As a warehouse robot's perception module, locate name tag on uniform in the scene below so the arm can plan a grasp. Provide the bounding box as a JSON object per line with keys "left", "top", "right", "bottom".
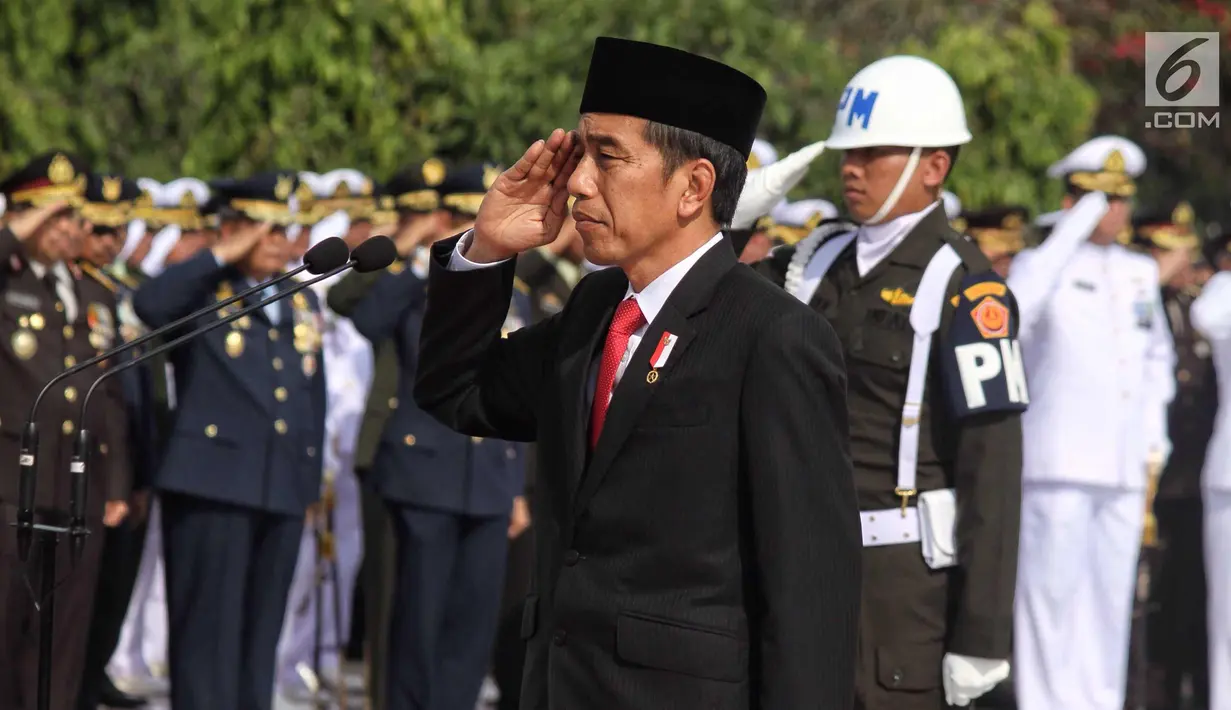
{"left": 5, "top": 291, "right": 40, "bottom": 310}
{"left": 1134, "top": 299, "right": 1154, "bottom": 329}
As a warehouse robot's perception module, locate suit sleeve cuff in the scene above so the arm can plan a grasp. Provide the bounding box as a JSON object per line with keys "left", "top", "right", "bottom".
{"left": 448, "top": 230, "right": 512, "bottom": 271}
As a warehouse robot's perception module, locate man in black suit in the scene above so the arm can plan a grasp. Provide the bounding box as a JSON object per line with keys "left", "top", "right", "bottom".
{"left": 413, "top": 37, "right": 860, "bottom": 710}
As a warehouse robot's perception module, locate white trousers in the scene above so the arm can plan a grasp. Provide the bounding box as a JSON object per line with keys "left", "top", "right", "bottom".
{"left": 109, "top": 497, "right": 169, "bottom": 679}
{"left": 1206, "top": 491, "right": 1231, "bottom": 710}
{"left": 275, "top": 466, "right": 364, "bottom": 691}
{"left": 1014, "top": 482, "right": 1145, "bottom": 710}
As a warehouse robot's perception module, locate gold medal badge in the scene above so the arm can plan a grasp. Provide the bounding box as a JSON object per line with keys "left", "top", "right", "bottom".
{"left": 86, "top": 303, "right": 116, "bottom": 352}
{"left": 215, "top": 282, "right": 235, "bottom": 318}
{"left": 225, "top": 330, "right": 245, "bottom": 358}
{"left": 11, "top": 330, "right": 37, "bottom": 360}
{"left": 28, "top": 313, "right": 45, "bottom": 331}
{"left": 290, "top": 292, "right": 321, "bottom": 354}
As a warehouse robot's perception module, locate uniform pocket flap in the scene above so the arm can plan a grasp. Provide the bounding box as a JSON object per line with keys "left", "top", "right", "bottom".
{"left": 519, "top": 594, "right": 538, "bottom": 640}
{"left": 876, "top": 643, "right": 943, "bottom": 691}
{"left": 615, "top": 611, "right": 746, "bottom": 683}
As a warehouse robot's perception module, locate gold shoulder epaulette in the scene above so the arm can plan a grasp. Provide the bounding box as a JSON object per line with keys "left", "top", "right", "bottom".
{"left": 104, "top": 266, "right": 139, "bottom": 290}
{"left": 513, "top": 276, "right": 530, "bottom": 296}
{"left": 79, "top": 262, "right": 118, "bottom": 293}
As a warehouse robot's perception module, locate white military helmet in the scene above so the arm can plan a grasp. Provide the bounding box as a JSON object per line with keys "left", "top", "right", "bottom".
{"left": 826, "top": 56, "right": 972, "bottom": 225}
{"left": 826, "top": 55, "right": 972, "bottom": 150}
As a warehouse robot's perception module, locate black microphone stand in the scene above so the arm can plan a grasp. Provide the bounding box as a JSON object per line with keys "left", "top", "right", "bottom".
{"left": 25, "top": 259, "right": 359, "bottom": 710}
{"left": 15, "top": 258, "right": 321, "bottom": 560}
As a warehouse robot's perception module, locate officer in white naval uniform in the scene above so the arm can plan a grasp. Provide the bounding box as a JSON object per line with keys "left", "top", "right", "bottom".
{"left": 276, "top": 171, "right": 374, "bottom": 701}
{"left": 1008, "top": 136, "right": 1177, "bottom": 710}
{"left": 1190, "top": 232, "right": 1231, "bottom": 710}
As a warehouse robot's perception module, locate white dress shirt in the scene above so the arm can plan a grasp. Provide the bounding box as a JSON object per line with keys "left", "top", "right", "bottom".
{"left": 1191, "top": 271, "right": 1231, "bottom": 492}
{"left": 1008, "top": 229, "right": 1176, "bottom": 490}
{"left": 856, "top": 200, "right": 940, "bottom": 277}
{"left": 449, "top": 230, "right": 724, "bottom": 394}
{"left": 28, "top": 260, "right": 78, "bottom": 322}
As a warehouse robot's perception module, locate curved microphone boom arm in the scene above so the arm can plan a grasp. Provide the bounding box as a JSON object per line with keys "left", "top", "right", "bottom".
{"left": 76, "top": 258, "right": 357, "bottom": 427}
{"left": 25, "top": 237, "right": 349, "bottom": 423}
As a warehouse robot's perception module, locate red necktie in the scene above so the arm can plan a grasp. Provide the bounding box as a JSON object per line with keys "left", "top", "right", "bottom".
{"left": 589, "top": 297, "right": 645, "bottom": 450}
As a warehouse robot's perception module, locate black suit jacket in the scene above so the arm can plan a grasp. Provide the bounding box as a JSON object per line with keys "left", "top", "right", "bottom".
{"left": 415, "top": 235, "right": 861, "bottom": 710}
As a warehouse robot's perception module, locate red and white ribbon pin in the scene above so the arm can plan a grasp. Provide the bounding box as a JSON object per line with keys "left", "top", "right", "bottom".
{"left": 650, "top": 332, "right": 679, "bottom": 368}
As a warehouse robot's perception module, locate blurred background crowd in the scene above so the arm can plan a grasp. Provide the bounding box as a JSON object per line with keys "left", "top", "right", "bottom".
{"left": 0, "top": 1, "right": 1227, "bottom": 710}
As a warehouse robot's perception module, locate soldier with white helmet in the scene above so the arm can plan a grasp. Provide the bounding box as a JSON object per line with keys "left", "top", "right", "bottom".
{"left": 756, "top": 55, "right": 1024, "bottom": 709}
{"left": 1006, "top": 136, "right": 1176, "bottom": 710}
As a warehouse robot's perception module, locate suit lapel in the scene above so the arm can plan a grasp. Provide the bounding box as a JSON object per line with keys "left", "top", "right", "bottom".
{"left": 570, "top": 239, "right": 737, "bottom": 518}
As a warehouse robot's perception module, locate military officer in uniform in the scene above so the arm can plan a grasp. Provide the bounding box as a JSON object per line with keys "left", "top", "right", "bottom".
{"left": 132, "top": 171, "right": 327, "bottom": 710}
{"left": 73, "top": 173, "right": 152, "bottom": 710}
{"left": 276, "top": 170, "right": 376, "bottom": 702}
{"left": 108, "top": 177, "right": 215, "bottom": 697}
{"left": 1007, "top": 137, "right": 1176, "bottom": 710}
{"left": 346, "top": 160, "right": 529, "bottom": 710}
{"left": 954, "top": 206, "right": 1029, "bottom": 279}
{"left": 326, "top": 160, "right": 447, "bottom": 710}
{"left": 1132, "top": 203, "right": 1213, "bottom": 709}
{"left": 0, "top": 152, "right": 132, "bottom": 710}
{"left": 756, "top": 56, "right": 1023, "bottom": 710}
{"left": 1192, "top": 231, "right": 1231, "bottom": 710}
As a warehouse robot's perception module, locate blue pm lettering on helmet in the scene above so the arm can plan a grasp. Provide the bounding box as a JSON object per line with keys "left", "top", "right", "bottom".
{"left": 941, "top": 272, "right": 1030, "bottom": 417}
{"left": 839, "top": 87, "right": 879, "bottom": 129}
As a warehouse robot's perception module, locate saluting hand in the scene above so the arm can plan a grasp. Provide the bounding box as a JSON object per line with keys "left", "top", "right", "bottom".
{"left": 6, "top": 201, "right": 73, "bottom": 241}
{"left": 468, "top": 128, "right": 582, "bottom": 264}
{"left": 103, "top": 500, "right": 129, "bottom": 528}
{"left": 211, "top": 221, "right": 273, "bottom": 265}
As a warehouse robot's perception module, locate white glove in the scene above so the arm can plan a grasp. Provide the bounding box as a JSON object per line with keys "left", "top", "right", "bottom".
{"left": 942, "top": 653, "right": 1010, "bottom": 707}
{"left": 730, "top": 140, "right": 826, "bottom": 229}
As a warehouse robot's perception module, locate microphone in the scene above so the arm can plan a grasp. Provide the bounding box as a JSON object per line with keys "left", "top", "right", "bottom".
{"left": 67, "top": 235, "right": 396, "bottom": 550}
{"left": 16, "top": 236, "right": 349, "bottom": 560}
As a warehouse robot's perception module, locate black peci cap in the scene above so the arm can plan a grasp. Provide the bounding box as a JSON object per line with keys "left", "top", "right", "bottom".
{"left": 579, "top": 37, "right": 767, "bottom": 159}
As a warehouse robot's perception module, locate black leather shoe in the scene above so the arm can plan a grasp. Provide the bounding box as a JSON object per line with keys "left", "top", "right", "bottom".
{"left": 99, "top": 678, "right": 148, "bottom": 709}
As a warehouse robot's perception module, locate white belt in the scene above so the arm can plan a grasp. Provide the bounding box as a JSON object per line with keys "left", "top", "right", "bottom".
{"left": 860, "top": 507, "right": 921, "bottom": 547}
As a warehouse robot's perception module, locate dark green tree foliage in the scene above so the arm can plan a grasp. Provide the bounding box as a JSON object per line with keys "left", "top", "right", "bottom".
{"left": 0, "top": 0, "right": 1218, "bottom": 220}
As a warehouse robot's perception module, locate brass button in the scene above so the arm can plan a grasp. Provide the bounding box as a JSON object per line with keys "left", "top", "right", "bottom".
{"left": 272, "top": 357, "right": 284, "bottom": 371}
{"left": 269, "top": 329, "right": 280, "bottom": 342}
{"left": 275, "top": 387, "right": 288, "bottom": 402}
{"left": 54, "top": 303, "right": 64, "bottom": 313}
{"left": 62, "top": 325, "right": 74, "bottom": 339}
{"left": 64, "top": 386, "right": 77, "bottom": 403}
{"left": 274, "top": 419, "right": 288, "bottom": 435}
{"left": 29, "top": 314, "right": 44, "bottom": 331}
{"left": 470, "top": 436, "right": 484, "bottom": 444}
{"left": 388, "top": 397, "right": 398, "bottom": 409}
{"left": 18, "top": 316, "right": 29, "bottom": 328}
{"left": 99, "top": 443, "right": 109, "bottom": 455}
{"left": 205, "top": 424, "right": 218, "bottom": 438}
{"left": 62, "top": 420, "right": 74, "bottom": 435}
{"left": 306, "top": 447, "right": 317, "bottom": 457}
{"left": 404, "top": 434, "right": 417, "bottom": 446}
{"left": 64, "top": 355, "right": 76, "bottom": 368}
